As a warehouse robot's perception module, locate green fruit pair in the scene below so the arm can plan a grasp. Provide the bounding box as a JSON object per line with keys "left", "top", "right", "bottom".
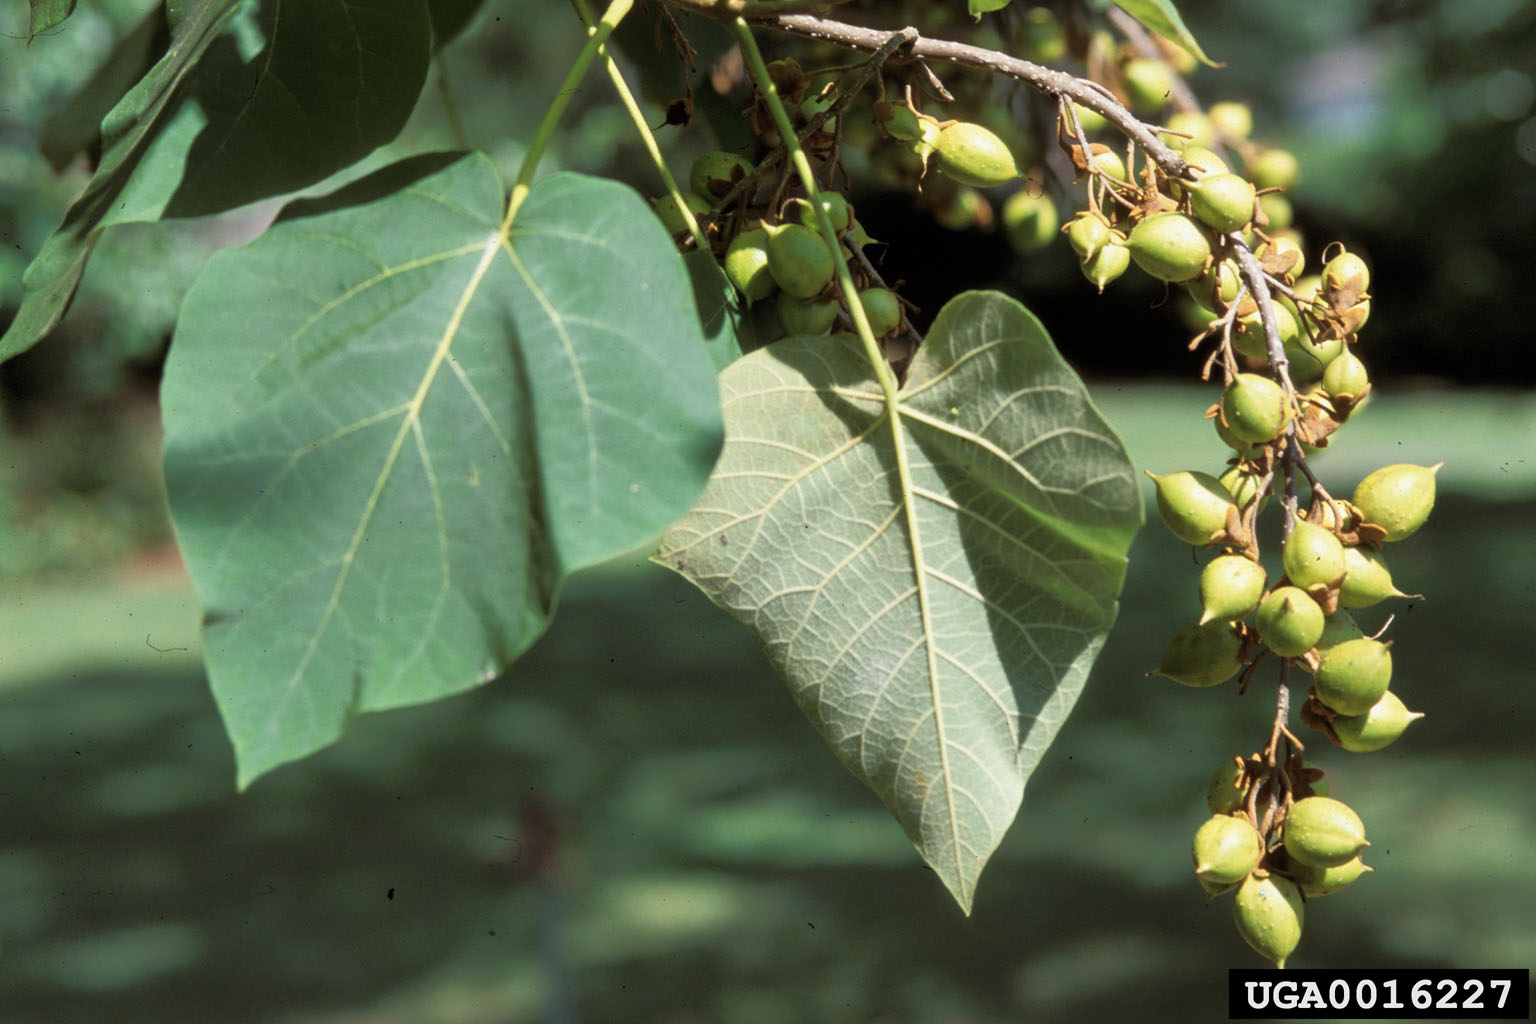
{"left": 1293, "top": 856, "right": 1370, "bottom": 897}
{"left": 1067, "top": 212, "right": 1113, "bottom": 262}
{"left": 763, "top": 222, "right": 836, "bottom": 298}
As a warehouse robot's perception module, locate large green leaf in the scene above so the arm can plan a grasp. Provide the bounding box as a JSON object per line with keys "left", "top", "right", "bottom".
{"left": 161, "top": 153, "right": 724, "bottom": 787}
{"left": 656, "top": 292, "right": 1142, "bottom": 910}
{"left": 2, "top": 0, "right": 436, "bottom": 362}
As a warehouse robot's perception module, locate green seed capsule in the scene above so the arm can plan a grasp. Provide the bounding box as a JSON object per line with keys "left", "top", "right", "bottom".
{"left": 1161, "top": 110, "right": 1214, "bottom": 151}
{"left": 1219, "top": 464, "right": 1267, "bottom": 509}
{"left": 1232, "top": 304, "right": 1301, "bottom": 360}
{"left": 858, "top": 287, "right": 901, "bottom": 337}
{"left": 935, "top": 121, "right": 1020, "bottom": 187}
{"left": 1314, "top": 638, "right": 1393, "bottom": 716}
{"left": 1323, "top": 251, "right": 1371, "bottom": 296}
{"left": 1256, "top": 586, "right": 1325, "bottom": 657}
{"left": 1155, "top": 620, "right": 1245, "bottom": 687}
{"left": 763, "top": 222, "right": 836, "bottom": 299}
{"left": 1250, "top": 148, "right": 1300, "bottom": 191}
{"left": 1122, "top": 58, "right": 1176, "bottom": 111}
{"left": 776, "top": 291, "right": 838, "bottom": 336}
{"left": 1338, "top": 545, "right": 1407, "bottom": 608}
{"left": 1149, "top": 470, "right": 1236, "bottom": 546}
{"left": 1002, "top": 190, "right": 1059, "bottom": 253}
{"left": 1207, "top": 759, "right": 1248, "bottom": 814}
{"left": 1199, "top": 555, "right": 1267, "bottom": 624}
{"left": 690, "top": 151, "right": 754, "bottom": 200}
{"left": 1189, "top": 173, "right": 1257, "bottom": 233}
{"left": 1234, "top": 873, "right": 1304, "bottom": 968}
{"left": 1283, "top": 520, "right": 1346, "bottom": 590}
{"left": 789, "top": 193, "right": 852, "bottom": 236}
{"left": 1352, "top": 463, "right": 1440, "bottom": 542}
{"left": 1322, "top": 351, "right": 1371, "bottom": 400}
{"left": 1315, "top": 611, "right": 1364, "bottom": 651}
{"left": 1081, "top": 241, "right": 1130, "bottom": 292}
{"left": 1127, "top": 212, "right": 1212, "bottom": 283}
{"left": 1208, "top": 102, "right": 1254, "bottom": 140}
{"left": 1193, "top": 814, "right": 1265, "bottom": 886}
{"left": 1259, "top": 193, "right": 1294, "bottom": 230}
{"left": 1067, "top": 212, "right": 1113, "bottom": 261}
{"left": 1332, "top": 690, "right": 1424, "bottom": 752}
{"left": 1284, "top": 796, "right": 1369, "bottom": 868}
{"left": 1220, "top": 373, "right": 1292, "bottom": 444}
{"left": 652, "top": 193, "right": 712, "bottom": 237}
{"left": 724, "top": 227, "right": 776, "bottom": 303}
{"left": 1293, "top": 855, "right": 1370, "bottom": 897}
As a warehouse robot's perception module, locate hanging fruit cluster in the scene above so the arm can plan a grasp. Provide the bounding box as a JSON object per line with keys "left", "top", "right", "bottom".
{"left": 642, "top": 0, "right": 1438, "bottom": 967}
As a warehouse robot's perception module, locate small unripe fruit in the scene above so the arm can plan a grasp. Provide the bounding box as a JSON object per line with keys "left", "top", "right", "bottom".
{"left": 1322, "top": 351, "right": 1370, "bottom": 400}
{"left": 690, "top": 151, "right": 754, "bottom": 199}
{"left": 1219, "top": 463, "right": 1267, "bottom": 509}
{"left": 1069, "top": 102, "right": 1107, "bottom": 134}
{"left": 1234, "top": 873, "right": 1304, "bottom": 968}
{"left": 1314, "top": 637, "right": 1392, "bottom": 716}
{"left": 1193, "top": 815, "right": 1264, "bottom": 885}
{"left": 1002, "top": 190, "right": 1059, "bottom": 253}
{"left": 1207, "top": 759, "right": 1247, "bottom": 814}
{"left": 1208, "top": 101, "right": 1254, "bottom": 139}
{"left": 763, "top": 222, "right": 836, "bottom": 298}
{"left": 858, "top": 287, "right": 901, "bottom": 337}
{"left": 1067, "top": 212, "right": 1112, "bottom": 261}
{"left": 1283, "top": 519, "right": 1346, "bottom": 590}
{"left": 1257, "top": 233, "right": 1306, "bottom": 278}
{"left": 1256, "top": 586, "right": 1325, "bottom": 657}
{"left": 1258, "top": 193, "right": 1294, "bottom": 230}
{"left": 1085, "top": 146, "right": 1127, "bottom": 183}
{"left": 1155, "top": 620, "right": 1245, "bottom": 686}
{"left": 724, "top": 227, "right": 775, "bottom": 303}
{"left": 1250, "top": 148, "right": 1300, "bottom": 191}
{"left": 1122, "top": 58, "right": 1175, "bottom": 111}
{"left": 876, "top": 103, "right": 924, "bottom": 142}
{"left": 1149, "top": 470, "right": 1236, "bottom": 545}
{"left": 1019, "top": 7, "right": 1066, "bottom": 62}
{"left": 1338, "top": 545, "right": 1407, "bottom": 608}
{"left": 1215, "top": 416, "right": 1264, "bottom": 458}
{"left": 1232, "top": 304, "right": 1301, "bottom": 360}
{"left": 1284, "top": 796, "right": 1369, "bottom": 868}
{"left": 1081, "top": 240, "right": 1130, "bottom": 292}
{"left": 1127, "top": 212, "right": 1212, "bottom": 283}
{"left": 935, "top": 121, "right": 1020, "bottom": 187}
{"left": 1199, "top": 555, "right": 1267, "bottom": 624}
{"left": 1181, "top": 145, "right": 1231, "bottom": 177}
{"left": 652, "top": 193, "right": 711, "bottom": 237}
{"left": 1323, "top": 250, "right": 1371, "bottom": 295}
{"left": 1352, "top": 463, "right": 1440, "bottom": 542}
{"left": 1332, "top": 690, "right": 1423, "bottom": 752}
{"left": 776, "top": 291, "right": 838, "bottom": 335}
{"left": 1189, "top": 173, "right": 1256, "bottom": 233}
{"left": 789, "top": 192, "right": 852, "bottom": 235}
{"left": 1293, "top": 855, "right": 1370, "bottom": 897}
{"left": 1160, "top": 110, "right": 1214, "bottom": 150}
{"left": 1220, "top": 373, "right": 1291, "bottom": 444}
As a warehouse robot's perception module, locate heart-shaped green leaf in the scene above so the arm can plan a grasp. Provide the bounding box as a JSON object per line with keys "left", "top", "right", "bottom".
{"left": 657, "top": 292, "right": 1142, "bottom": 910}
{"left": 162, "top": 153, "right": 723, "bottom": 787}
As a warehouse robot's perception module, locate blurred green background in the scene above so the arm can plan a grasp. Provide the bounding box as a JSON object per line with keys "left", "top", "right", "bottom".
{"left": 3, "top": 1, "right": 1535, "bottom": 1021}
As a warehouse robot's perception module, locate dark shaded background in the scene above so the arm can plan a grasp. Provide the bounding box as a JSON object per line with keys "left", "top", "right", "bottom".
{"left": 2, "top": 1, "right": 1534, "bottom": 1020}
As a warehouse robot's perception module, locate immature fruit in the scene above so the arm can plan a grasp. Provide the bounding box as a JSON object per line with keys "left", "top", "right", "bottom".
{"left": 1155, "top": 620, "right": 1245, "bottom": 687}
{"left": 1315, "top": 611, "right": 1365, "bottom": 651}
{"left": 652, "top": 193, "right": 711, "bottom": 237}
{"left": 1219, "top": 463, "right": 1267, "bottom": 509}
{"left": 763, "top": 222, "right": 836, "bottom": 298}
{"left": 1256, "top": 586, "right": 1325, "bottom": 657}
{"left": 1332, "top": 690, "right": 1423, "bottom": 752}
{"left": 1208, "top": 101, "right": 1254, "bottom": 139}
{"left": 1193, "top": 815, "right": 1264, "bottom": 886}
{"left": 1127, "top": 212, "right": 1212, "bottom": 282}
{"left": 1081, "top": 240, "right": 1130, "bottom": 292}
{"left": 858, "top": 287, "right": 901, "bottom": 337}
{"left": 1293, "top": 856, "right": 1370, "bottom": 897}
{"left": 1284, "top": 796, "right": 1369, "bottom": 868}
{"left": 1314, "top": 637, "right": 1392, "bottom": 716}
{"left": 1352, "top": 463, "right": 1440, "bottom": 542}
{"left": 1161, "top": 110, "right": 1214, "bottom": 150}
{"left": 1084, "top": 145, "right": 1127, "bottom": 183}
{"left": 876, "top": 102, "right": 924, "bottom": 142}
{"left": 1232, "top": 304, "right": 1301, "bottom": 360}
{"left": 1283, "top": 520, "right": 1346, "bottom": 590}
{"left": 1215, "top": 416, "right": 1264, "bottom": 458}
{"left": 724, "top": 228, "right": 775, "bottom": 303}
{"left": 1220, "top": 373, "right": 1291, "bottom": 444}
{"left": 690, "top": 151, "right": 754, "bottom": 199}
{"left": 1322, "top": 351, "right": 1371, "bottom": 400}
{"left": 1199, "top": 555, "right": 1267, "bottom": 624}
{"left": 1234, "top": 873, "right": 1304, "bottom": 968}
{"left": 1168, "top": 145, "right": 1229, "bottom": 198}
{"left": 1149, "top": 470, "right": 1236, "bottom": 545}
{"left": 1122, "top": 58, "right": 1175, "bottom": 110}
{"left": 1250, "top": 147, "right": 1301, "bottom": 191}
{"left": 1067, "top": 212, "right": 1112, "bottom": 261}
{"left": 1323, "top": 250, "right": 1371, "bottom": 296}
{"left": 1019, "top": 6, "right": 1066, "bottom": 62}
{"left": 935, "top": 121, "right": 1020, "bottom": 187}
{"left": 1338, "top": 545, "right": 1407, "bottom": 608}
{"left": 1068, "top": 102, "right": 1107, "bottom": 134}
{"left": 776, "top": 291, "right": 838, "bottom": 336}
{"left": 1207, "top": 759, "right": 1247, "bottom": 814}
{"left": 1256, "top": 233, "right": 1305, "bottom": 278}
{"left": 1258, "top": 193, "right": 1294, "bottom": 230}
{"left": 789, "top": 193, "right": 852, "bottom": 235}
{"left": 1189, "top": 173, "right": 1257, "bottom": 233}
{"left": 1002, "top": 190, "right": 1059, "bottom": 253}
